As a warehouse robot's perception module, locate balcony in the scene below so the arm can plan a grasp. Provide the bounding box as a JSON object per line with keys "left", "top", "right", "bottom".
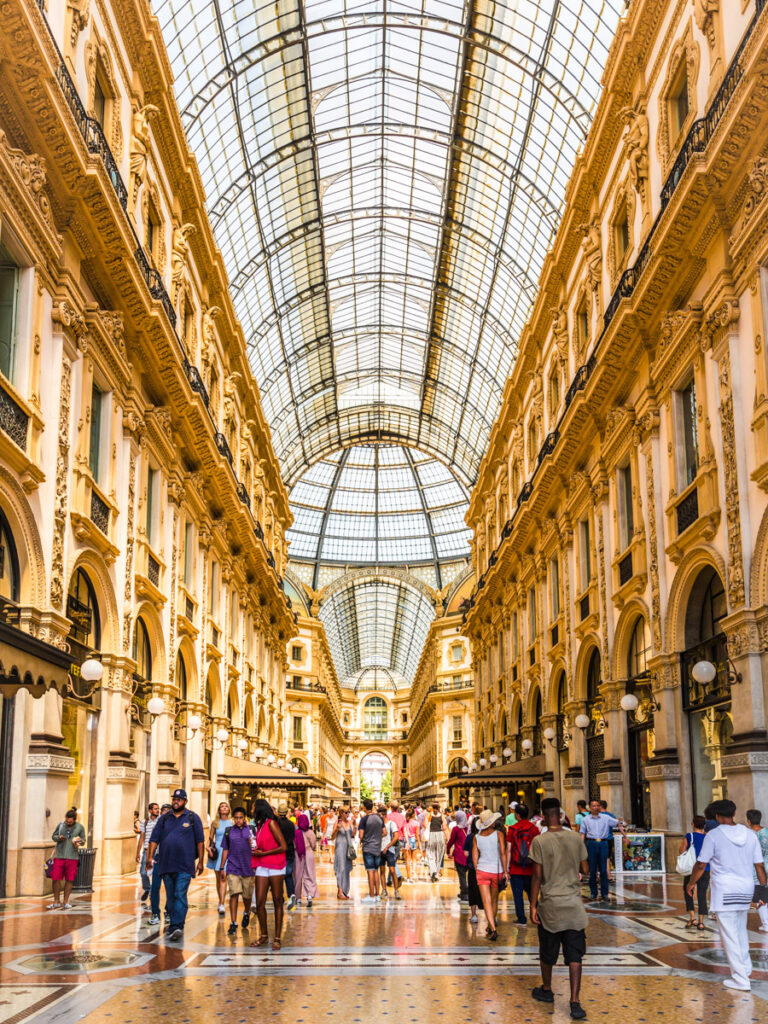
{"left": 286, "top": 678, "right": 326, "bottom": 693}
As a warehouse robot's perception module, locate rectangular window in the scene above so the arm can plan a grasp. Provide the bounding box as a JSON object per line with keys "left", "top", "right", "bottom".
{"left": 88, "top": 383, "right": 104, "bottom": 484}
{"left": 209, "top": 560, "right": 218, "bottom": 615}
{"left": 0, "top": 245, "right": 20, "bottom": 381}
{"left": 452, "top": 674, "right": 463, "bottom": 686}
{"left": 230, "top": 590, "right": 238, "bottom": 638}
{"left": 146, "top": 467, "right": 157, "bottom": 546}
{"left": 580, "top": 518, "right": 591, "bottom": 591}
{"left": 93, "top": 76, "right": 106, "bottom": 127}
{"left": 450, "top": 643, "right": 463, "bottom": 663}
{"left": 498, "top": 630, "right": 504, "bottom": 672}
{"left": 183, "top": 521, "right": 194, "bottom": 585}
{"left": 679, "top": 378, "right": 699, "bottom": 487}
{"left": 528, "top": 586, "right": 536, "bottom": 644}
{"left": 452, "top": 715, "right": 463, "bottom": 745}
{"left": 292, "top": 645, "right": 303, "bottom": 662}
{"left": 616, "top": 208, "right": 629, "bottom": 264}
{"left": 672, "top": 66, "right": 689, "bottom": 137}
{"left": 511, "top": 611, "right": 518, "bottom": 661}
{"left": 292, "top": 716, "right": 303, "bottom": 743}
{"left": 617, "top": 463, "right": 634, "bottom": 551}
{"left": 550, "top": 557, "right": 560, "bottom": 619}
{"left": 577, "top": 303, "right": 589, "bottom": 351}
{"left": 401, "top": 753, "right": 407, "bottom": 772}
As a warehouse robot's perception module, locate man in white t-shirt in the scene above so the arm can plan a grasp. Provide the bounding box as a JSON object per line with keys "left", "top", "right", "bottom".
{"left": 688, "top": 799, "right": 767, "bottom": 991}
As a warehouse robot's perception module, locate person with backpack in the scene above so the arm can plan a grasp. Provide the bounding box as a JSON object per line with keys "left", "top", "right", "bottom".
{"left": 507, "top": 803, "right": 540, "bottom": 924}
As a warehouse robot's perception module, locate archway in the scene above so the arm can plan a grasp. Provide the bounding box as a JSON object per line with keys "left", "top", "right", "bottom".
{"left": 359, "top": 750, "right": 392, "bottom": 803}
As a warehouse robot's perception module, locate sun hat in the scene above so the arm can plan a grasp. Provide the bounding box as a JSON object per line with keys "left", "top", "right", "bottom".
{"left": 477, "top": 809, "right": 501, "bottom": 829}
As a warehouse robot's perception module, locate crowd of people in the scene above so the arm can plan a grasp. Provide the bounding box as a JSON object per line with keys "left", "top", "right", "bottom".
{"left": 44, "top": 791, "right": 768, "bottom": 1013}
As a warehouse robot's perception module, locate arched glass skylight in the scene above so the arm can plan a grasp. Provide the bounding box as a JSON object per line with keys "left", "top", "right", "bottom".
{"left": 154, "top": 0, "right": 627, "bottom": 487}
{"left": 287, "top": 444, "right": 471, "bottom": 584}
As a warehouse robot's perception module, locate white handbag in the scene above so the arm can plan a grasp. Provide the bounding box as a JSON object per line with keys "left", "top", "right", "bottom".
{"left": 676, "top": 835, "right": 697, "bottom": 875}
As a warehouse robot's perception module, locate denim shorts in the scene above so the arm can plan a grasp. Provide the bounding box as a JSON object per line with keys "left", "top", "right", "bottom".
{"left": 363, "top": 852, "right": 382, "bottom": 870}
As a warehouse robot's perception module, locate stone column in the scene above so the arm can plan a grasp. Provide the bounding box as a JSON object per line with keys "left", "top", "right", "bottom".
{"left": 597, "top": 681, "right": 627, "bottom": 817}
{"left": 540, "top": 712, "right": 559, "bottom": 798}
{"left": 187, "top": 701, "right": 209, "bottom": 819}
{"left": 563, "top": 699, "right": 587, "bottom": 817}
{"left": 100, "top": 659, "right": 141, "bottom": 877}
{"left": 151, "top": 684, "right": 181, "bottom": 803}
{"left": 644, "top": 655, "right": 685, "bottom": 832}
{"left": 720, "top": 610, "right": 768, "bottom": 810}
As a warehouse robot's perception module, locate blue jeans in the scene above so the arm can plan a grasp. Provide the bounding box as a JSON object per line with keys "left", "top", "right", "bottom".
{"left": 283, "top": 856, "right": 295, "bottom": 898}
{"left": 586, "top": 839, "right": 610, "bottom": 899}
{"left": 162, "top": 871, "right": 192, "bottom": 929}
{"left": 510, "top": 874, "right": 531, "bottom": 921}
{"left": 149, "top": 861, "right": 171, "bottom": 916}
{"left": 139, "top": 850, "right": 150, "bottom": 894}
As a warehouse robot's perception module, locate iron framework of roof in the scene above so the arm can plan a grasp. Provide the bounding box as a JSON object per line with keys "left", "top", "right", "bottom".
{"left": 155, "top": 0, "right": 626, "bottom": 488}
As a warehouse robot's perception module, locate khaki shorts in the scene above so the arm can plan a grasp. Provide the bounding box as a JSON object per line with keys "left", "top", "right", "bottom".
{"left": 226, "top": 874, "right": 254, "bottom": 900}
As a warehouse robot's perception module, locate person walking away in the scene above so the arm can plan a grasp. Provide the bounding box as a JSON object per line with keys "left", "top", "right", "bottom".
{"left": 529, "top": 797, "right": 589, "bottom": 1020}
{"left": 148, "top": 803, "right": 172, "bottom": 926}
{"left": 322, "top": 807, "right": 337, "bottom": 863}
{"left": 579, "top": 800, "right": 612, "bottom": 901}
{"left": 207, "top": 802, "right": 232, "bottom": 915}
{"left": 332, "top": 808, "right": 354, "bottom": 899}
{"left": 505, "top": 803, "right": 518, "bottom": 828}
{"left": 472, "top": 809, "right": 509, "bottom": 941}
{"left": 249, "top": 799, "right": 287, "bottom": 950}
{"left": 47, "top": 808, "right": 86, "bottom": 910}
{"left": 146, "top": 788, "right": 205, "bottom": 941}
{"left": 447, "top": 809, "right": 470, "bottom": 902}
{"left": 136, "top": 803, "right": 160, "bottom": 906}
{"left": 678, "top": 815, "right": 709, "bottom": 929}
{"left": 508, "top": 803, "right": 540, "bottom": 924}
{"left": 687, "top": 798, "right": 767, "bottom": 991}
{"left": 573, "top": 801, "right": 588, "bottom": 829}
{"left": 381, "top": 809, "right": 402, "bottom": 899}
{"left": 403, "top": 809, "right": 420, "bottom": 882}
{"left": 425, "top": 805, "right": 449, "bottom": 882}
{"left": 747, "top": 808, "right": 768, "bottom": 932}
{"left": 463, "top": 817, "right": 482, "bottom": 923}
{"left": 277, "top": 802, "right": 297, "bottom": 911}
{"left": 220, "top": 806, "right": 255, "bottom": 936}
{"left": 358, "top": 798, "right": 384, "bottom": 902}
{"left": 293, "top": 812, "right": 319, "bottom": 908}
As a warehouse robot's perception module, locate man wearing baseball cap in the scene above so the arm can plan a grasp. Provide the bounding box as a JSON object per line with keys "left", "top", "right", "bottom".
{"left": 147, "top": 789, "right": 204, "bottom": 941}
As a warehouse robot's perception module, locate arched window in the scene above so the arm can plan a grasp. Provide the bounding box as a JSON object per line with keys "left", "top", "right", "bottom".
{"left": 627, "top": 617, "right": 649, "bottom": 680}
{"left": 364, "top": 695, "right": 387, "bottom": 739}
{"left": 532, "top": 688, "right": 543, "bottom": 754}
{"left": 290, "top": 757, "right": 307, "bottom": 774}
{"left": 177, "top": 652, "right": 187, "bottom": 702}
{"left": 685, "top": 567, "right": 727, "bottom": 647}
{"left": 400, "top": 778, "right": 409, "bottom": 795}
{"left": 0, "top": 507, "right": 20, "bottom": 604}
{"left": 555, "top": 672, "right": 567, "bottom": 750}
{"left": 133, "top": 616, "right": 152, "bottom": 681}
{"left": 586, "top": 648, "right": 601, "bottom": 703}
{"left": 448, "top": 757, "right": 468, "bottom": 774}
{"left": 67, "top": 568, "right": 101, "bottom": 649}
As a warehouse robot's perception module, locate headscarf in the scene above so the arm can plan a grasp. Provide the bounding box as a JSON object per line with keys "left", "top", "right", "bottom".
{"left": 295, "top": 813, "right": 310, "bottom": 857}
{"left": 454, "top": 809, "right": 468, "bottom": 830}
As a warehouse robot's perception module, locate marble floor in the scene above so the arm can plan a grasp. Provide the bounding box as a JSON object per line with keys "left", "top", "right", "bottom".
{"left": 1, "top": 859, "right": 767, "bottom": 1024}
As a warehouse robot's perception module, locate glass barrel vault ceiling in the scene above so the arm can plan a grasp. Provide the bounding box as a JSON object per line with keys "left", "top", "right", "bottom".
{"left": 155, "top": 0, "right": 627, "bottom": 489}
{"left": 287, "top": 443, "right": 471, "bottom": 585}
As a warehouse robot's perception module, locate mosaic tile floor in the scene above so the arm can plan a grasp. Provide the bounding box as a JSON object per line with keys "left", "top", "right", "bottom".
{"left": 1, "top": 861, "right": 767, "bottom": 1023}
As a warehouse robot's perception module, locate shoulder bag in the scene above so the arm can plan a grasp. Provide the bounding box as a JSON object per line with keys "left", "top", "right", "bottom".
{"left": 675, "top": 833, "right": 697, "bottom": 875}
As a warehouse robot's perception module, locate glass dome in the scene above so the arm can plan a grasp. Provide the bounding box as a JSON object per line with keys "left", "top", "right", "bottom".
{"left": 348, "top": 666, "right": 406, "bottom": 693}
{"left": 287, "top": 444, "right": 471, "bottom": 575}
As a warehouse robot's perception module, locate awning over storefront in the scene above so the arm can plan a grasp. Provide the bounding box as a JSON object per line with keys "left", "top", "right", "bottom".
{"left": 0, "top": 619, "right": 71, "bottom": 698}
{"left": 222, "top": 753, "right": 313, "bottom": 789}
{"left": 460, "top": 754, "right": 546, "bottom": 785}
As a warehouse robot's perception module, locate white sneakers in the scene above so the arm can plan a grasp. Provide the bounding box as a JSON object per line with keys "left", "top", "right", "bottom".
{"left": 217, "top": 903, "right": 225, "bottom": 915}
{"left": 723, "top": 978, "right": 750, "bottom": 992}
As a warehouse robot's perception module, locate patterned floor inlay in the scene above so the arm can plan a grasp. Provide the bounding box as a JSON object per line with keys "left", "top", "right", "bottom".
{"left": 1, "top": 863, "right": 767, "bottom": 1024}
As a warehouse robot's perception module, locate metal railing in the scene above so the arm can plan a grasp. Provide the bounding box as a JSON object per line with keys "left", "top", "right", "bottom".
{"left": 0, "top": 384, "right": 29, "bottom": 451}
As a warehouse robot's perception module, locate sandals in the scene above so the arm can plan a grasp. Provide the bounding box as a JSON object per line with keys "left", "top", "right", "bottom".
{"left": 697, "top": 922, "right": 705, "bottom": 930}
{"left": 684, "top": 921, "right": 695, "bottom": 929}
{"left": 272, "top": 938, "right": 282, "bottom": 951}
{"left": 488, "top": 929, "right": 498, "bottom": 942}
{"left": 249, "top": 935, "right": 269, "bottom": 947}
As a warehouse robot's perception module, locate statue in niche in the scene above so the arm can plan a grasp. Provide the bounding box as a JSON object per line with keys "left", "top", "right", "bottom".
{"left": 621, "top": 103, "right": 649, "bottom": 207}
{"left": 129, "top": 104, "right": 158, "bottom": 213}
{"left": 581, "top": 218, "right": 602, "bottom": 296}
{"left": 171, "top": 222, "right": 196, "bottom": 302}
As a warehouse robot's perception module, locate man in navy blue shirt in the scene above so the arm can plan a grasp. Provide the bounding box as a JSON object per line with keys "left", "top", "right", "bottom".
{"left": 147, "top": 788, "right": 204, "bottom": 940}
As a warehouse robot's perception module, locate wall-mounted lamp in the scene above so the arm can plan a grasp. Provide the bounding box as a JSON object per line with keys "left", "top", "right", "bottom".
{"left": 620, "top": 690, "right": 661, "bottom": 724}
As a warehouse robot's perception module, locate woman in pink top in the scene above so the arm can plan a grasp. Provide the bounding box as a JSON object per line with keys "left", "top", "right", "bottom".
{"left": 293, "top": 813, "right": 319, "bottom": 907}
{"left": 403, "top": 809, "right": 421, "bottom": 881}
{"left": 447, "top": 809, "right": 470, "bottom": 902}
{"left": 249, "top": 799, "right": 287, "bottom": 950}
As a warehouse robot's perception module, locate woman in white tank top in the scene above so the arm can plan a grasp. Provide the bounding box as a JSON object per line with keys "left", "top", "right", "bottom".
{"left": 471, "top": 809, "right": 509, "bottom": 941}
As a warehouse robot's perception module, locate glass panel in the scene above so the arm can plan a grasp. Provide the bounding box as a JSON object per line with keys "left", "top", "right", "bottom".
{"left": 154, "top": 0, "right": 626, "bottom": 485}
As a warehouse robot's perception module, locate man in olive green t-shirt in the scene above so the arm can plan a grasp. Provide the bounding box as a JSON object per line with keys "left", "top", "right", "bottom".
{"left": 529, "top": 797, "right": 589, "bottom": 1020}
{"left": 49, "top": 808, "right": 86, "bottom": 910}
